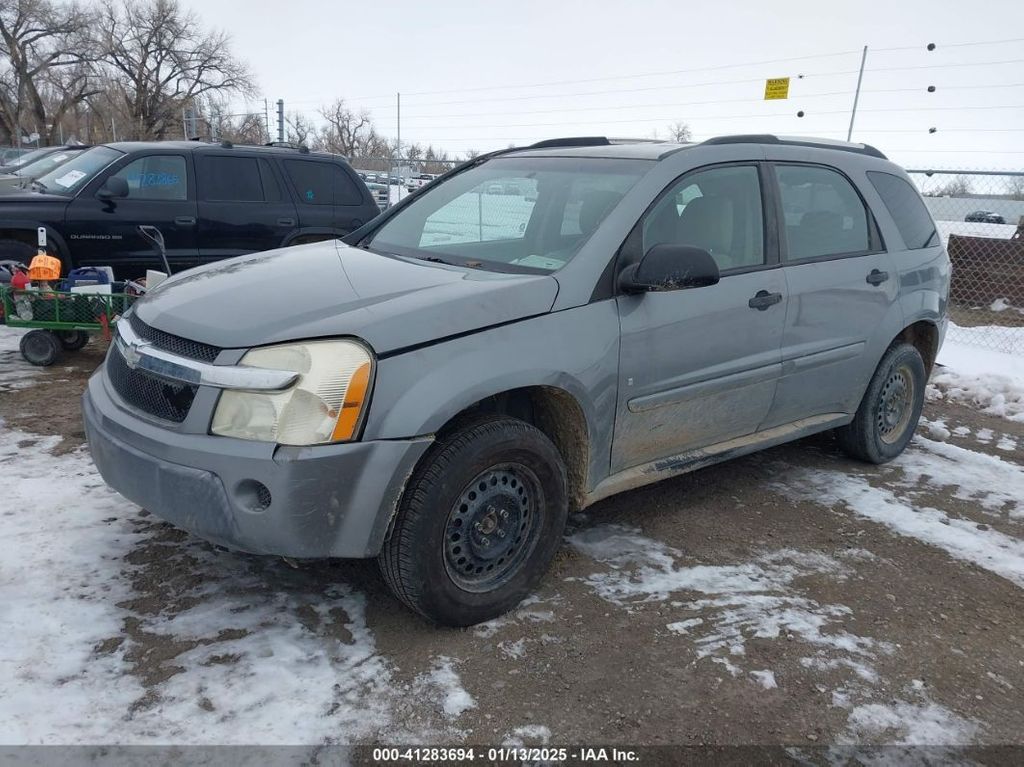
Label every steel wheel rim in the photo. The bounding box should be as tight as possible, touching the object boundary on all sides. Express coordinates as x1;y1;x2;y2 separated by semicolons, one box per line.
443;462;544;593
878;363;915;444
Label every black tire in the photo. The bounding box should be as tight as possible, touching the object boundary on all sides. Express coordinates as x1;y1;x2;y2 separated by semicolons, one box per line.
56;330;89;351
0;238;34;263
379;416;568;627
836;342;926;464
19;329;61;366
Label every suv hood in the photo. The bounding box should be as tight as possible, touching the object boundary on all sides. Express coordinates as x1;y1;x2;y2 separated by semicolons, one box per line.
133;240;560;354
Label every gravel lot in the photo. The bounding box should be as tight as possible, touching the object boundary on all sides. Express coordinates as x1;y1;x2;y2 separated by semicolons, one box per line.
2;328;1023;752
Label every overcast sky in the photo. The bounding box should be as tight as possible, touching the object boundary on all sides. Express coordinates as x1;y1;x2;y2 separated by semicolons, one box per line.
183;0;1024;169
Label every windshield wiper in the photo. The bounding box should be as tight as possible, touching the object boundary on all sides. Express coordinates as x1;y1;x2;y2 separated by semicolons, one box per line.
30;179;48;192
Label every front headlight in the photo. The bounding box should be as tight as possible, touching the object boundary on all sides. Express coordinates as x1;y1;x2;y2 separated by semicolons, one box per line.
211;340;373;445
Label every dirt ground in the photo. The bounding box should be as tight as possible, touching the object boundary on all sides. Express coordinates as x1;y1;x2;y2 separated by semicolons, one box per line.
2;335;1023;756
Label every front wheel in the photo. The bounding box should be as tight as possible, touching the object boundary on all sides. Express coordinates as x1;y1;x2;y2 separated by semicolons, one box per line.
20;329;61;366
836;342;926;464
379;416;568;626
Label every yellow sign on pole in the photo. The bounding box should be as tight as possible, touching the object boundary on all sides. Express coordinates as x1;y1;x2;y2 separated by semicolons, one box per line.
764;77;790;100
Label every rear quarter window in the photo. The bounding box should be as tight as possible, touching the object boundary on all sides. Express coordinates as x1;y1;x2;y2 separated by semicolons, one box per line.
283;160;362;206
867;171;938;249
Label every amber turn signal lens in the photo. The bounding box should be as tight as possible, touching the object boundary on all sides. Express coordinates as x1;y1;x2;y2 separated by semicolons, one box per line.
331;361;371;442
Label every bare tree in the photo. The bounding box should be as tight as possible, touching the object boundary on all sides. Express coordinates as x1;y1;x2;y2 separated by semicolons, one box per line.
318;99;374;157
99;0;255;140
667;121;692;143
1005;175;1024;202
284;111;316;147
0;0;101;144
217;111;267;145
931;176;972;197
464;148;480;160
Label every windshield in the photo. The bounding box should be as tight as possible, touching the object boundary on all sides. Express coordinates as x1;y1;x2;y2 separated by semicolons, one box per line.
3;147;51;172
32;146;124;195
368;156;650;272
17;149;83;179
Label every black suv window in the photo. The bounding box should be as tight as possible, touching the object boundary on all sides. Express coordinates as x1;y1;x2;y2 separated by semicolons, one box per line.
196;155;263;202
111;155;188;201
867;171;938;249
643;165;765;271
776;165;869;260
283;160;361;205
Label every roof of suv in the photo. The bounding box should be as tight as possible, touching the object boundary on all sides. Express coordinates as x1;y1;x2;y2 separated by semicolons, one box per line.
508;134;887;161
103;140;347;161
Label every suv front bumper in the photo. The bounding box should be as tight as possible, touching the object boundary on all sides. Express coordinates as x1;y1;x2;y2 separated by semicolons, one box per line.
83;372;431;558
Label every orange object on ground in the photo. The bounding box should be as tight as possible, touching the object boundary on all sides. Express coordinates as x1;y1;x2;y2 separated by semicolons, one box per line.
28;254;61;282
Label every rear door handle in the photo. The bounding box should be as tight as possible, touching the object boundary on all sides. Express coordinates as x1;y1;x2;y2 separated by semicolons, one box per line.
748;290;783;310
174;216;196;226
277;218;295;226
866;269;889;286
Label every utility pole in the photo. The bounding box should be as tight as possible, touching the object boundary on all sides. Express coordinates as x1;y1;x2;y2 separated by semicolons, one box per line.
396;92;401;201
264;98;270;143
847;45;868;142
276;99;285;143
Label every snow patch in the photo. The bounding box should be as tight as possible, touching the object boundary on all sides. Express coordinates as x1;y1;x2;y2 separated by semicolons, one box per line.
416;657;476;720
750;670;777;689
841;700;978;745
570;525;884;676
778;465;1024;588
502;724;552;746
897;436;1024;517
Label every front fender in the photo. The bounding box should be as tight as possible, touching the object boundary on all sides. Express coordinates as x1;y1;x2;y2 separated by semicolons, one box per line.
362;301;621;491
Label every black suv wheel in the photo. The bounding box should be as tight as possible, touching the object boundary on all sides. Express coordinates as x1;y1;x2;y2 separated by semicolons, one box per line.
379;416;568;626
836;342;926;464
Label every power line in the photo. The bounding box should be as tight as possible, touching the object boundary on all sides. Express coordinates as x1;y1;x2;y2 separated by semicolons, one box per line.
378;104;1024;132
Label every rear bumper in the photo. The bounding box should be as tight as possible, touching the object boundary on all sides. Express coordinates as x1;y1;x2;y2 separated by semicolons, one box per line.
83;372;431;558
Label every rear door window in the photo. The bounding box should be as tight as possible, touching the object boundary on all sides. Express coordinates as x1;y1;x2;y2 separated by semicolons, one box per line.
775;165;870;260
196;155;263;202
283;160;362;205
111;155;188;201
867;171;938;249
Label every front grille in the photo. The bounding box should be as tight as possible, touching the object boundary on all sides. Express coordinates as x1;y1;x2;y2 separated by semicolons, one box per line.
128;312;220;362
107;345;197;423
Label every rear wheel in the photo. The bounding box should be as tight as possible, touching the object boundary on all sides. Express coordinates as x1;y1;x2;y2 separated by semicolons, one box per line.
56;330;89;351
836;342;926;464
379;416;568;626
0;238;34;264
20;329;61;366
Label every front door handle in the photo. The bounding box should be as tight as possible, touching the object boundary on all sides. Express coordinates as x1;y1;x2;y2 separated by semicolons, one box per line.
174;216;196;226
866;269;889;286
277;218;295;226
748;290;783;310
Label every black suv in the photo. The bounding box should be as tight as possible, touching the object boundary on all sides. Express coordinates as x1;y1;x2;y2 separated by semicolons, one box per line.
0;141;381;275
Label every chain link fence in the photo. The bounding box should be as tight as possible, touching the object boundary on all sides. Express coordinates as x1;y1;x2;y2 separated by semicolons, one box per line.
907;170;1024;356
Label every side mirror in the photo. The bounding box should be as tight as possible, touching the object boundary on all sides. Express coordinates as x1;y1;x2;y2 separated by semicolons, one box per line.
96;176;129;200
619;244;720;293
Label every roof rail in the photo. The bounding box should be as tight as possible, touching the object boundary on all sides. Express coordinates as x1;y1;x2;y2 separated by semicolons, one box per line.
264;141;311;154
529;136;610;149
701;134;887;160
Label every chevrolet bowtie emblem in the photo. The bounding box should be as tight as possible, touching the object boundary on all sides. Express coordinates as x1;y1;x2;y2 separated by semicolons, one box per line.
121;338;150;370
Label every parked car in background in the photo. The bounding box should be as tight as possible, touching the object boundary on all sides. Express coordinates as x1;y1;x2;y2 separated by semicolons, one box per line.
365;180;390;210
964;210;1006;224
0;147;31;166
406;173;440;193
0;145;88;195
0;140;381;276
84;134;948;626
0;145;80;174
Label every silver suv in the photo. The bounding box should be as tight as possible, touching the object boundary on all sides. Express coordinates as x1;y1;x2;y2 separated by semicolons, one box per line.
84;134;950;626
